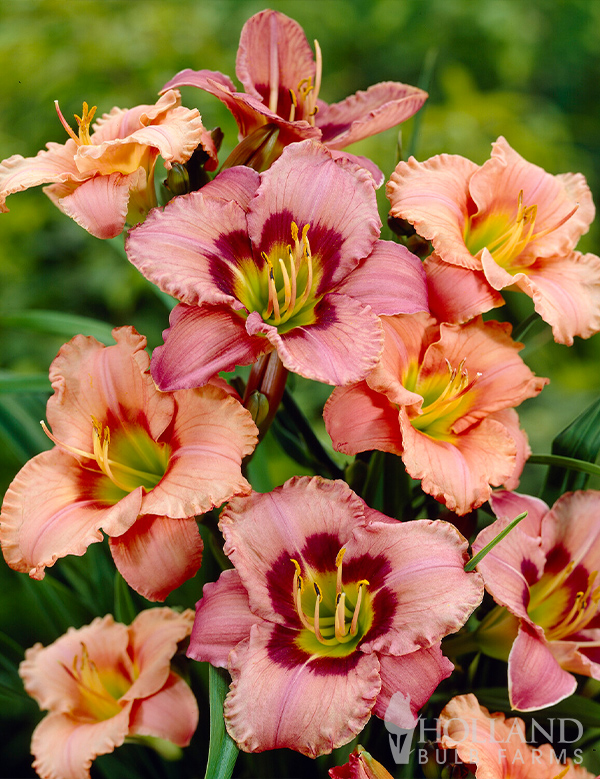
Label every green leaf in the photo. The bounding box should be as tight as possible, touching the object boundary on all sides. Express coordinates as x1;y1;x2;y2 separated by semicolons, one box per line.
540;395;600;505
476;688;600;728
465;511;527;571
0;395;51;461
0;372;50;394
1;310;115;343
114;572;138;625
204;665;238;779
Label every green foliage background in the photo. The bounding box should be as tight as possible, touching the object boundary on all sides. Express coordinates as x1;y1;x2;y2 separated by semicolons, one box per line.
1;0;600;777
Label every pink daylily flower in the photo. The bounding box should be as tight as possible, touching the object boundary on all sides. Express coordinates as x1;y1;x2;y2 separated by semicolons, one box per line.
162;9;427;178
329;744;395;779
473;490;600;711
0;90;215;238
324;314;547;515
439;693;594;779
125;140;428;390
387;136;600;345
187;476;484;757
0;327;257;600
20;608;198;779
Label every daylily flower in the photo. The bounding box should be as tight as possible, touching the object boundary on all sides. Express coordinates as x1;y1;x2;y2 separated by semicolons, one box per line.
125;140;428;390
0;327;257;600
473;489;600;711
19;608;198;779
0;90;215;238
386;136;600;345
329;744;395;779
439;693;594;779
162;9;427;177
324;314;547;515
187;476;484;757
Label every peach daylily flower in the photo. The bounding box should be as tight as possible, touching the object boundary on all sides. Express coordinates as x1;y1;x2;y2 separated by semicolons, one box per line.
20;608;198;779
0;327;257;600
439;694;595;779
324;314;547;515
387;137;600;345
0;90;216;238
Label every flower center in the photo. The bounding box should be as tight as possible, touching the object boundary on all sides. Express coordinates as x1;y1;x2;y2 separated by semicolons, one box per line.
55;100;97;146
464;189;578;270
410;358;480;439
290;548;371;653
61;642;131;721
528;563;600;640
268;39;322;125
42;417;171;496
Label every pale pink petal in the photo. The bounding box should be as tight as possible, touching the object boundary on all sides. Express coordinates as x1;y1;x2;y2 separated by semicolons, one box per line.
510;252;600;345
492;409;530;490
109;515;203;601
141;384;256;518
350;519;483;655
387;154;480;269
30;707;132;779
424;253;504;323
0;449;142;579
508;621;577;710
488;489;549;539
129;671;198;746
57;171;138;239
92;90;183;141
245;293;384;385
162;68;237;100
323;382;403;456
220;477;369;623
124;607;195;702
541;491;600;570
150;303;270;391
329;150;385;188
373;646;454;727
125;179;256;308
224;623;381;757
399;410;519;514
247;140;381;290
188;568;262;667
318;82;428;149
335;240;428;316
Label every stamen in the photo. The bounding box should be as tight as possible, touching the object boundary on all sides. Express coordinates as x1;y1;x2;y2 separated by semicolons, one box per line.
350;580;369;636
278;258;292;312
288;89;297;122
291;559;314;632
268;16;280;114
335;592;347;639
74;102;97;145
312;40;323;123
336;547;346;596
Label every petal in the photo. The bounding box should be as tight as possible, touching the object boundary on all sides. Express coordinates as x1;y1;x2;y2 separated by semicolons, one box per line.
318;82;428;149
541;491;600;569
373;645;454;727
245;293;384;385
247;140;381;290
141;383;257;518
57;171;137;239
329;149;385;188
492;408;531;491
224;622;381;757
109;515;204;601
488;489;549;539
387;153;480;269
150;303;271;391
0;449;142;579
188;569;262;667
349;519;483;655
220;476;369;624
508;621;577;710
424;253;504;324
30;707;132;779
129;671;198;746
335;240;428;316
324;382;403;456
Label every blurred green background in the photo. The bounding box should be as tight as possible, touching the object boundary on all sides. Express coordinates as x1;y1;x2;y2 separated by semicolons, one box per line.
1;0;600;776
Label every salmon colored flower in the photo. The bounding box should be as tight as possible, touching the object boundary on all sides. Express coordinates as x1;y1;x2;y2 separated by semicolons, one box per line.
188;476;483;757
329;744;395;779
473;490;600;711
162;9;427;177
324;314;547;515
0;327;257;600
20;608;198;779
0;90;216;238
126;140;428;390
439;694;594;779
387;137;600;345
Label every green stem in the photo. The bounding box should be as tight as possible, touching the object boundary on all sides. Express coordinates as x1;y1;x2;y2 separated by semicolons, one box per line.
361;451;384;506
528;453;600;478
512;311;540;342
465;511;527;571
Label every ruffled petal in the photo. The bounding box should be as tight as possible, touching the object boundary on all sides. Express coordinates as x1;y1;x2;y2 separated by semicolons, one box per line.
541;490;600;570
56;171;137;239
488;489;549;539
335;240;428;316
373;645;454;727
188;569;262;667
150;303;270;391
318;82;428;149
129;671;198;746
109;515;203;601
224;622;381;757
245;293;383;386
